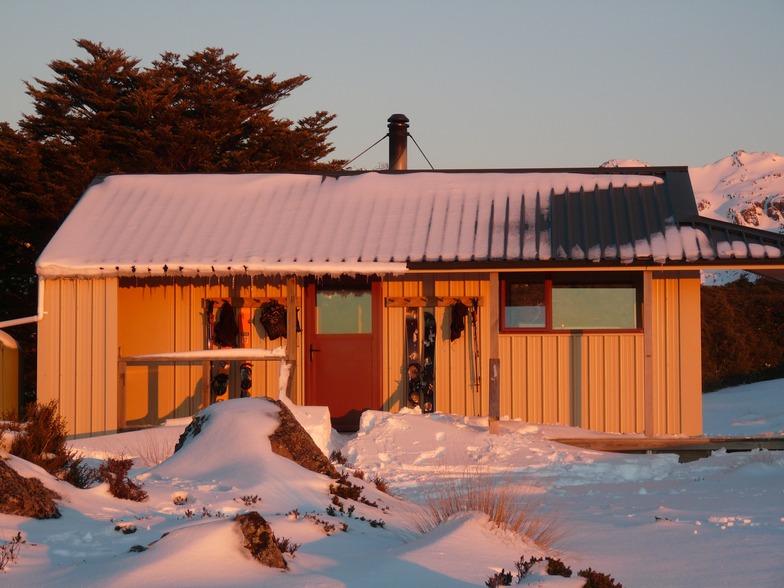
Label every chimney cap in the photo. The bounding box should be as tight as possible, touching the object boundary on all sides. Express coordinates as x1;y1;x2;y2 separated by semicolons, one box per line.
387;114;410;127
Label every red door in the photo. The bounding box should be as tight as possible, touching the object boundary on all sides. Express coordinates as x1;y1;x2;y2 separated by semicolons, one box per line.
305;281;381;431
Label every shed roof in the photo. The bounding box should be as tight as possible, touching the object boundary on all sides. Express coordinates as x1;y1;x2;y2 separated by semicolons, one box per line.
36;168;784;278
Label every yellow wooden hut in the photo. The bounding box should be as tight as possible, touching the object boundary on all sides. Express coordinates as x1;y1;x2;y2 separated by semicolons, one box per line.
34;135;784;438
0;330;20;416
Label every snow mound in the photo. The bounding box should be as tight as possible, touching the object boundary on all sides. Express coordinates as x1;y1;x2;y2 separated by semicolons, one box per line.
394;512;547;584
147;398;333;511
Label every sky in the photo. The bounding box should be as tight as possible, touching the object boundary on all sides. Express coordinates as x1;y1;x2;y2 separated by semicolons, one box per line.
1;0;782;170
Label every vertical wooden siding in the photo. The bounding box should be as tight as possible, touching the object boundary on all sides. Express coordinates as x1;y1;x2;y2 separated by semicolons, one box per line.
117;277;303;428
495;272;701;434
381;278;422;414
37;278;118;437
0;331;19;415
381;274;490;419
38;271;701;437
381;271;700;435
652;272;702;435
498;333;644;432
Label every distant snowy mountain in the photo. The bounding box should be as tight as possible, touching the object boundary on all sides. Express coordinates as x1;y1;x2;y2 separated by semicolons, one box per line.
600;158;651;168
690;150;784;234
691;151;784;284
602;150;784;285
603;150;784;233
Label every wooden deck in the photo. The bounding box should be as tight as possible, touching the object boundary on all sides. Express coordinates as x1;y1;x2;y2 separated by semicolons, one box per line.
554;436;784;462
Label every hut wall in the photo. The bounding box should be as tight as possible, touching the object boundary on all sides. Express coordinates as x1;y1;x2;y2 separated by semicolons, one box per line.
651;271;702;435
37;278;119;437
37;270;702;437
498;333;644;432
381;274;490;419
117;276;303;429
384;270;701;435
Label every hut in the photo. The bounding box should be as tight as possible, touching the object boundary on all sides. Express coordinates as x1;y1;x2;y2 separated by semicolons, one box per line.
35;117;784;437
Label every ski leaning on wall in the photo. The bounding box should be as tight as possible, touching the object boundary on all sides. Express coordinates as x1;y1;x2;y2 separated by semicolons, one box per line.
405;308;436;413
405;307;421;409
420;311;436;413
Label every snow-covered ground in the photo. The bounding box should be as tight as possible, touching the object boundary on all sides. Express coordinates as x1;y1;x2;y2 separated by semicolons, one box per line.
2;380;783;587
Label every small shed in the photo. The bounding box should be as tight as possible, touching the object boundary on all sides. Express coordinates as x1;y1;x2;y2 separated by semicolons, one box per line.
0;330;19;416
35;163;784;437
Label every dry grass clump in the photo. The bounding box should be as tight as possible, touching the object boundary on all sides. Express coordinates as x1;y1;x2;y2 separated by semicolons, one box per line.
129;431;173;467
410;467;562;550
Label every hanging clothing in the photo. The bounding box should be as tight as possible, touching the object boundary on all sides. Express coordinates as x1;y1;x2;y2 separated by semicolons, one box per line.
450;300;469;341
213;301;238;347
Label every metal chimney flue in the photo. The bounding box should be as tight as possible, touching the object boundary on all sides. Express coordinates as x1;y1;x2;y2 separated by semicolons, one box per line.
387;114;409;171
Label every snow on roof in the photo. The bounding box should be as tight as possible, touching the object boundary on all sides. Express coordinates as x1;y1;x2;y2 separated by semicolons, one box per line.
35;170;783;279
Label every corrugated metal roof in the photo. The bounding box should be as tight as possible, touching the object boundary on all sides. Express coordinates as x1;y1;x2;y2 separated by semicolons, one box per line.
36;169;784;278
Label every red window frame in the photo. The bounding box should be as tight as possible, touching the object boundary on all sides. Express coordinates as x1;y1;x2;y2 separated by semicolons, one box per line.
500;273;643;334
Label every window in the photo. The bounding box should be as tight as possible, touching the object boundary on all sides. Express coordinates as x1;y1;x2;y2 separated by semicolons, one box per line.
505;280;546;328
502;274;641;332
316;288;373;334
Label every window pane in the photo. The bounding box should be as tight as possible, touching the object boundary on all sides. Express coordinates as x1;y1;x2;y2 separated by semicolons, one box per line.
552;285;637;329
316;290;372;334
504;281;546;328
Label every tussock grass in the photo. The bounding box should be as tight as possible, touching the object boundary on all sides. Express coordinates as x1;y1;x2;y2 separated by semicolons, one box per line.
409;467;563;550
129;432;173;468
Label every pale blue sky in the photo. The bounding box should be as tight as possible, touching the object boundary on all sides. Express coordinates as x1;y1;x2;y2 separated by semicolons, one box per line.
1;0;782;169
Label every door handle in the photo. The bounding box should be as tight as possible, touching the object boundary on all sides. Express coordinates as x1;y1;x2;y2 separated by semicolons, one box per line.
309;344;321;361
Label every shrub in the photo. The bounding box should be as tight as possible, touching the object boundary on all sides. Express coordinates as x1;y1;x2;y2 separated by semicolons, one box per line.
485;569;513;587
0;532;25;571
410;467;562;550
514;555;541;579
6;401;86;484
371;474;390;494
305;513;347;535
97;457;148;502
236;494;261;507
275;536;300;556
63;459;99;489
701;277;784;390
546;557;572;577
330;472;361;500
329;450;349;465
578;567;623;588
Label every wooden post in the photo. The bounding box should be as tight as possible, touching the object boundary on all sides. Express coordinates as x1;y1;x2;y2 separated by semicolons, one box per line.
117;350;127;432
201;360;210;409
643;270;655;437
488;273;501;434
285;276;298;400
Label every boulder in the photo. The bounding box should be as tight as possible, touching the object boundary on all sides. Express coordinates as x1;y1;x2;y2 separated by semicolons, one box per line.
269;400;338;479
235;511;286;569
173;413;209;453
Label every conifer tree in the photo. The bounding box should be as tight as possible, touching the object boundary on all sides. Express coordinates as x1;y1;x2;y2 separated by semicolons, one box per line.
2;39;344;278
0;40;345;398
